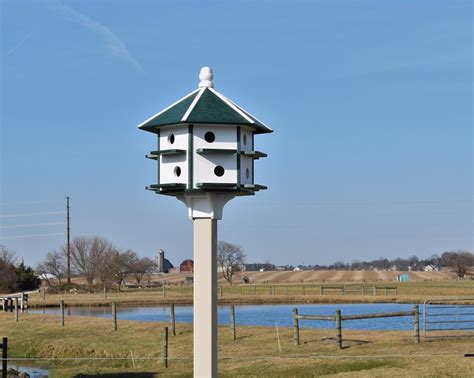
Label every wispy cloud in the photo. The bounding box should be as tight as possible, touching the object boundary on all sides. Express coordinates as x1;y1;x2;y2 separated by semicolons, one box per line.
49;0;143;72
4;33;32;57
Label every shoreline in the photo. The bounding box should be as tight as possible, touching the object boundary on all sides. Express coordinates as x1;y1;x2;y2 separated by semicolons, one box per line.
27;295;474;308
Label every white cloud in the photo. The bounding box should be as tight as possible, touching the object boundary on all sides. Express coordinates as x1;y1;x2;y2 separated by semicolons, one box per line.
49;0;143;72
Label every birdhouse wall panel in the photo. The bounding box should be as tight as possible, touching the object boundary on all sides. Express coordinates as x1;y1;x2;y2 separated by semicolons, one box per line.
240;156;253;185
193;154;237;185
159;126;188;185
160;154;188;185
193;125;238;150
159;126;188;151
240;127;254;152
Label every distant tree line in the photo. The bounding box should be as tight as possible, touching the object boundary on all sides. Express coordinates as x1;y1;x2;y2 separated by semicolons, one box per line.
36;236;157;291
0;245;41;293
250;250;474;279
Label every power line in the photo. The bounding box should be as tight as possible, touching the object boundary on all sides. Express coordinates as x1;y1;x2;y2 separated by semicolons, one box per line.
0;222;66;229
0;211;65;218
0;233;63;240
0;200;63;207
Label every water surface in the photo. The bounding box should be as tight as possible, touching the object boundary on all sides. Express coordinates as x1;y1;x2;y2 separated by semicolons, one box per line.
33;303;420;330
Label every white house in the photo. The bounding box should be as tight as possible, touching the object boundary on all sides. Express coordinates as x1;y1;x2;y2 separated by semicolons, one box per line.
424;265;440;272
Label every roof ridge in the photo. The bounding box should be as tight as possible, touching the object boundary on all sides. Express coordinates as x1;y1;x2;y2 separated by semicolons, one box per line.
137;88;200;129
181;87;206;122
208;87;254;123
209;88;272;132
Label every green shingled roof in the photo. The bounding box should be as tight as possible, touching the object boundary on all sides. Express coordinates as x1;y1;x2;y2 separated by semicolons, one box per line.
138;87;272;134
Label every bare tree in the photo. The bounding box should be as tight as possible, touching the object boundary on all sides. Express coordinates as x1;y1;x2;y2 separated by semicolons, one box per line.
0;260;17;293
109;250;136;291
0;245;16;265
217;241;245;284
442;250;474;278
69;236;115;290
130;256;156;286
37;251;67;285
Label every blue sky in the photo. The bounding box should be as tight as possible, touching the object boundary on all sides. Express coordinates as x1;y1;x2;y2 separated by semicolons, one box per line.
1;0;472;266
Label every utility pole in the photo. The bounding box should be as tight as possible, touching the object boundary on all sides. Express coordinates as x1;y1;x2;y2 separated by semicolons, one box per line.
66;196;71;284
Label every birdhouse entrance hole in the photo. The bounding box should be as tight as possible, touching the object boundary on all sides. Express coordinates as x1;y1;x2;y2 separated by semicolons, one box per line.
205;131;215;143
214;166;225;177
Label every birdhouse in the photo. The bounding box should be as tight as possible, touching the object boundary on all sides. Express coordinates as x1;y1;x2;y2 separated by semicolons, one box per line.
138;67;272;217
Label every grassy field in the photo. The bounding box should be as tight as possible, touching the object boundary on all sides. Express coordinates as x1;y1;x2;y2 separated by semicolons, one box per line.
0;312;473;377
28;280;474;308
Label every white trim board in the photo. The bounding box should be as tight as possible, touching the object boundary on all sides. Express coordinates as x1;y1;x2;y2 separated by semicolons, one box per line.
182;88;205;121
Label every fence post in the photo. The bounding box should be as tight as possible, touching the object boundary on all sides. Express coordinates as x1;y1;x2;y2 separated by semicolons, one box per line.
112;302;117;331
271;286;275;296
320;286;323;295
14;298;18;323
293;308;300;345
2;337;7;378
163;327;169;368
162;286;166;300
230;305;236;340
103;287;107;299
43;288;46;300
219;285;223;297
170;304;176;336
335;310;342;349
413;305;420;343
373;286;376;296
60;300;65;326
302;286;306;296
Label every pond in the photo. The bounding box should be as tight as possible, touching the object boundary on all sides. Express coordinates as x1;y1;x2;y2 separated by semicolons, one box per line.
32;303;420;331
8;363;50;377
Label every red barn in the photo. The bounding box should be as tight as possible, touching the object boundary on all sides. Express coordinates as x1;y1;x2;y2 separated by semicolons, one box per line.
180;259;194;273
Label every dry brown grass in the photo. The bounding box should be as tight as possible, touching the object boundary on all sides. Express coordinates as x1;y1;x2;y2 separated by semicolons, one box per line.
0;312;473;377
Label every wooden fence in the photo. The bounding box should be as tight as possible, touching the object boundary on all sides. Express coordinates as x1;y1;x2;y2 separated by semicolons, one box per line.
217;284;398;297
1;337;7;378
0;291;35;312
293;305;420;349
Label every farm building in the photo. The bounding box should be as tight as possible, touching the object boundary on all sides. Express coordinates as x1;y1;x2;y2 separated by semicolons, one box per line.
156;250;174;273
424;265;440;272
397;273;410;282
180;259;194;273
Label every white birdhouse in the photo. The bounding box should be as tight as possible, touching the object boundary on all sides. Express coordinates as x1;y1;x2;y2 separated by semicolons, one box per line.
138;67;272;377
138;67;272;218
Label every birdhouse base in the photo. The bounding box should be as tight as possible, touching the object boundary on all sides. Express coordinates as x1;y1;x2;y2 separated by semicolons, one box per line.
177;193;235;220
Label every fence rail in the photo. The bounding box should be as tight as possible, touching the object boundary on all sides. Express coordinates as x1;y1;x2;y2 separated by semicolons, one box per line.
293;305;419;349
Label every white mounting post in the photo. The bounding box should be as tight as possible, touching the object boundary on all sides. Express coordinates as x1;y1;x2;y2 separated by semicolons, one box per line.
180;194;230;378
193;218;218;378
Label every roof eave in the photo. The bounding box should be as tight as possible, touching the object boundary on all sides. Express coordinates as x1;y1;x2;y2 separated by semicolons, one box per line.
139;121;272;134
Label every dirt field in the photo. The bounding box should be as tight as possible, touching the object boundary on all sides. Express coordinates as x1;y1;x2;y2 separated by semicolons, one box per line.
150;270;458;285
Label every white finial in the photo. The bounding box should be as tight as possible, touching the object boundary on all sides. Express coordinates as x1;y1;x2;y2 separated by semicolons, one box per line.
199;67;213;88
